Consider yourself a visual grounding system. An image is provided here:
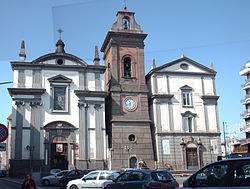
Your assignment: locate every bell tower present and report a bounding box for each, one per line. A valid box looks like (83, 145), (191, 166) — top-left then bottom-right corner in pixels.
(101, 8), (155, 169)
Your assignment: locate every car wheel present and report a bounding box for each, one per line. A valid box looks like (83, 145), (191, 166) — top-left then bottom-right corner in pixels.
(43, 179), (50, 186)
(70, 184), (79, 189)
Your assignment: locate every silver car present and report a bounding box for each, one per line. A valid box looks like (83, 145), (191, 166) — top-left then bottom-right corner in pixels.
(41, 170), (70, 186)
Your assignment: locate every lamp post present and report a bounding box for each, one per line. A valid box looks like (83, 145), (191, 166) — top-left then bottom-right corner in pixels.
(26, 145), (35, 173)
(209, 146), (213, 162)
(124, 146), (132, 168)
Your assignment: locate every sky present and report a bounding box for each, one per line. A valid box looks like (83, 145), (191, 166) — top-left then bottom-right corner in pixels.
(0, 0), (250, 141)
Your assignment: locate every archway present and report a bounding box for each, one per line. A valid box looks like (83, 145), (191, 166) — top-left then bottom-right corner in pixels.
(44, 121), (77, 170)
(129, 157), (137, 169)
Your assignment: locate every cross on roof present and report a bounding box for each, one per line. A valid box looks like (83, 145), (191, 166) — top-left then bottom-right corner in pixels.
(57, 28), (63, 40)
(124, 0), (127, 9)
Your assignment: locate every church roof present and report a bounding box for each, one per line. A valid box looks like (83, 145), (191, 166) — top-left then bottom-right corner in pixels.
(31, 52), (88, 66)
(146, 56), (216, 79)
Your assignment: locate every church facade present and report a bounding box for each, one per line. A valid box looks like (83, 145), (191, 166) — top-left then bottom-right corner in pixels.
(8, 40), (108, 175)
(146, 57), (221, 170)
(8, 8), (221, 173)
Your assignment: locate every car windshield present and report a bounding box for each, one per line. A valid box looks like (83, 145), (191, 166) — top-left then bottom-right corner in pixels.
(152, 171), (174, 182)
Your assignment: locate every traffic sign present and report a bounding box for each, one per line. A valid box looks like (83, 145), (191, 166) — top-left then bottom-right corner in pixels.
(0, 124), (8, 142)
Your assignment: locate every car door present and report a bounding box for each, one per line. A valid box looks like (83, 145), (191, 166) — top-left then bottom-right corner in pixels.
(107, 172), (131, 189)
(79, 172), (99, 189)
(184, 162), (230, 189)
(228, 159), (250, 189)
(123, 171), (147, 189)
(95, 172), (116, 188)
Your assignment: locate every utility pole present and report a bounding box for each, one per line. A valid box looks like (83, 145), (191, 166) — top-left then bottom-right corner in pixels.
(223, 122), (227, 159)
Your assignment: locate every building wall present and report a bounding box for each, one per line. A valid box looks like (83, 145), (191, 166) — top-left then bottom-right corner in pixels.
(147, 58), (221, 170)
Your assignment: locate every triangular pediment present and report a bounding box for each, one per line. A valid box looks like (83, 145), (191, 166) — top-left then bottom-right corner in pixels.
(180, 85), (193, 90)
(48, 74), (72, 83)
(152, 57), (216, 75)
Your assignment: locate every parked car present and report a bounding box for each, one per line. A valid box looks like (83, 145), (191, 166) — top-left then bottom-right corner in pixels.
(0, 170), (7, 177)
(183, 157), (250, 188)
(59, 169), (94, 188)
(41, 170), (70, 186)
(103, 169), (179, 189)
(66, 170), (120, 189)
(50, 168), (61, 175)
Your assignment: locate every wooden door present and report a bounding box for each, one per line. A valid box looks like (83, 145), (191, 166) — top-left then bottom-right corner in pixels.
(186, 148), (198, 169)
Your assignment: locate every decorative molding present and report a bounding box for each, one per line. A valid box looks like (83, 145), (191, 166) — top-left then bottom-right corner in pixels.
(180, 85), (193, 91)
(48, 74), (72, 83)
(78, 102), (89, 109)
(8, 88), (46, 97)
(201, 95), (219, 105)
(15, 100), (25, 107)
(30, 101), (42, 107)
(74, 90), (108, 98)
(181, 111), (197, 117)
(94, 104), (103, 109)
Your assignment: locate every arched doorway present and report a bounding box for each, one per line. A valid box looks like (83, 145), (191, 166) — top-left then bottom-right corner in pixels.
(51, 136), (68, 170)
(129, 157), (137, 169)
(44, 121), (77, 170)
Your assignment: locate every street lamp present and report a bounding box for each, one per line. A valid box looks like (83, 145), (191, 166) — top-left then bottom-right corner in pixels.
(26, 145), (35, 173)
(124, 146), (132, 168)
(209, 146), (213, 162)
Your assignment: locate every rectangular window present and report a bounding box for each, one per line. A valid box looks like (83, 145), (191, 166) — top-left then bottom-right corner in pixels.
(182, 92), (191, 106)
(54, 87), (66, 110)
(162, 139), (170, 155)
(184, 117), (193, 132)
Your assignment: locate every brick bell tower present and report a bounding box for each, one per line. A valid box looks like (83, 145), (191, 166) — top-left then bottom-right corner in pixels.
(101, 8), (155, 169)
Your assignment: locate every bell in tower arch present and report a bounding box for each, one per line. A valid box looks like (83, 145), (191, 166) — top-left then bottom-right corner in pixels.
(123, 17), (130, 30)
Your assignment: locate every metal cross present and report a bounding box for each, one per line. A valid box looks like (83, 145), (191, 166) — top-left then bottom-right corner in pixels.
(124, 0), (127, 9)
(57, 28), (63, 40)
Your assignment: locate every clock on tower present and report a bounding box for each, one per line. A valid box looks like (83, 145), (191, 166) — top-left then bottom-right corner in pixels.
(101, 7), (155, 170)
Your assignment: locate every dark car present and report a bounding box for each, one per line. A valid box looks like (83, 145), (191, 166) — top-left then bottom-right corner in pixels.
(103, 169), (179, 189)
(183, 157), (250, 188)
(59, 169), (94, 188)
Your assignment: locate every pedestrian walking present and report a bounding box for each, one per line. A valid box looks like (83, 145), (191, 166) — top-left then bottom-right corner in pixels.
(21, 173), (37, 189)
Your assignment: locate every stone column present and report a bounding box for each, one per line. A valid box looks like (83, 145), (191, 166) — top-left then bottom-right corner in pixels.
(95, 104), (104, 160)
(30, 101), (42, 160)
(78, 102), (89, 160)
(15, 101), (25, 159)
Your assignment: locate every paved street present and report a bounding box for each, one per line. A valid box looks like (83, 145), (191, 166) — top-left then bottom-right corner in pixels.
(0, 177), (59, 189)
(0, 178), (21, 189)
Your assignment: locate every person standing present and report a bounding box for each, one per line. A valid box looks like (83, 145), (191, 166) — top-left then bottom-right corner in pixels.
(21, 173), (37, 189)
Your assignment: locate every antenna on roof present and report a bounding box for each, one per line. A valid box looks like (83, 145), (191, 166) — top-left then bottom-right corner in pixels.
(57, 28), (63, 40)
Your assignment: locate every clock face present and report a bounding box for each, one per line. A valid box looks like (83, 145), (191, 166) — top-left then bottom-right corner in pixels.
(123, 97), (137, 111)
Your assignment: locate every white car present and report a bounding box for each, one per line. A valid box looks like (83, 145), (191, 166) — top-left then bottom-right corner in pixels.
(66, 170), (120, 189)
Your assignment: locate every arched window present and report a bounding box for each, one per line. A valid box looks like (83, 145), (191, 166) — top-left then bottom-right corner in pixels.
(123, 17), (130, 30)
(124, 57), (131, 78)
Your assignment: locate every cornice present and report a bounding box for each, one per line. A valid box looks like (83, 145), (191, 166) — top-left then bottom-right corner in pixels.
(8, 88), (46, 97)
(74, 90), (108, 98)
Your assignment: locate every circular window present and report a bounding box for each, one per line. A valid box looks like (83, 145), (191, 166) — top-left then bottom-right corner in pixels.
(56, 59), (64, 65)
(128, 134), (136, 142)
(180, 63), (188, 70)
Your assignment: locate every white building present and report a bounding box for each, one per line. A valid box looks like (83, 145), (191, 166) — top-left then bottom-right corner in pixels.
(8, 40), (108, 175)
(146, 55), (221, 170)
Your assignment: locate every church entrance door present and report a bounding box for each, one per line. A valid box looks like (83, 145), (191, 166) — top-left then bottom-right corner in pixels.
(186, 147), (198, 170)
(51, 136), (68, 170)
